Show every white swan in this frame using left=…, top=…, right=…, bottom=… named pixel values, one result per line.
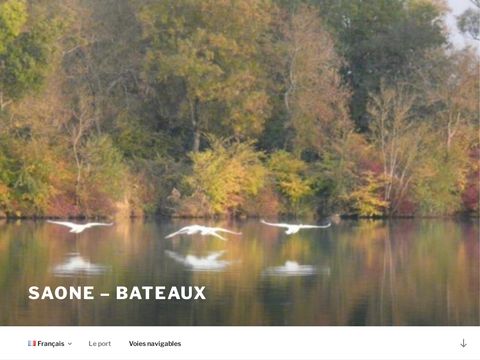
left=261, top=220, right=331, bottom=234
left=165, top=225, right=241, bottom=240
left=47, top=220, right=113, bottom=233
left=165, top=250, right=231, bottom=271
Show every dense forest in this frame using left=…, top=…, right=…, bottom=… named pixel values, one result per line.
left=0, top=0, right=478, bottom=219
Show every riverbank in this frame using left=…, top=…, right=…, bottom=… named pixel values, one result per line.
left=0, top=212, right=477, bottom=221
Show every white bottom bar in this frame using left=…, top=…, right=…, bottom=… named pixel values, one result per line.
left=0, top=326, right=478, bottom=360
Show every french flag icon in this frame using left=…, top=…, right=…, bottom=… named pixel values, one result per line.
left=28, top=340, right=36, bottom=346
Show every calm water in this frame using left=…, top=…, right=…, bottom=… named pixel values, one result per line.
left=0, top=219, right=478, bottom=326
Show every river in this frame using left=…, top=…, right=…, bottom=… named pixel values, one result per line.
left=0, top=219, right=478, bottom=325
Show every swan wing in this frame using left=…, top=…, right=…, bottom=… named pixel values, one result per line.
left=85, top=222, right=113, bottom=228
left=165, top=226, right=191, bottom=239
left=47, top=220, right=77, bottom=229
left=299, top=222, right=331, bottom=229
left=209, top=231, right=227, bottom=241
left=212, top=227, right=242, bottom=235
left=261, top=220, right=290, bottom=228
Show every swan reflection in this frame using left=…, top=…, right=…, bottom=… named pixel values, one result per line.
left=53, top=253, right=109, bottom=276
left=263, top=261, right=328, bottom=276
left=165, top=250, right=232, bottom=271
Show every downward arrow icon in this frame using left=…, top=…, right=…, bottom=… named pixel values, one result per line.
left=461, top=339, right=467, bottom=348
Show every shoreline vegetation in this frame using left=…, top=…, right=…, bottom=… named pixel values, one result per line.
left=0, top=213, right=477, bottom=221
left=0, top=1, right=478, bottom=221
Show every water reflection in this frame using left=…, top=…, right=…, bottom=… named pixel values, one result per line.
left=0, top=219, right=478, bottom=325
left=263, top=261, right=321, bottom=276
left=53, top=253, right=109, bottom=277
left=165, top=250, right=232, bottom=271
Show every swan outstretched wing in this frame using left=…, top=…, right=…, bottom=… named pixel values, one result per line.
left=212, top=227, right=242, bottom=235
left=209, top=231, right=227, bottom=241
left=165, top=226, right=191, bottom=239
left=261, top=220, right=290, bottom=228
left=299, top=222, right=331, bottom=229
left=47, top=220, right=77, bottom=229
left=85, top=222, right=113, bottom=228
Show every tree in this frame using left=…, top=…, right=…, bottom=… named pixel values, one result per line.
left=422, top=49, right=479, bottom=154
left=268, top=150, right=313, bottom=214
left=63, top=100, right=95, bottom=207
left=184, top=136, right=266, bottom=216
left=348, top=171, right=388, bottom=216
left=0, top=0, right=55, bottom=110
left=317, top=0, right=447, bottom=129
left=368, top=84, right=427, bottom=214
left=412, top=130, right=470, bottom=215
left=457, top=0, right=480, bottom=40
left=279, top=4, right=351, bottom=156
left=140, top=0, right=272, bottom=152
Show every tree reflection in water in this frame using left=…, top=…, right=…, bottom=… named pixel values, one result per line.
left=0, top=219, right=477, bottom=325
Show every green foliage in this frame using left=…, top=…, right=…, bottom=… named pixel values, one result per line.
left=0, top=0, right=57, bottom=107
left=113, top=113, right=172, bottom=160
left=310, top=132, right=376, bottom=215
left=140, top=0, right=272, bottom=150
left=0, top=0, right=474, bottom=219
left=318, top=0, right=447, bottom=129
left=457, top=1, right=480, bottom=40
left=0, top=0, right=27, bottom=51
left=0, top=134, right=56, bottom=215
left=79, top=135, right=127, bottom=210
left=412, top=130, right=471, bottom=215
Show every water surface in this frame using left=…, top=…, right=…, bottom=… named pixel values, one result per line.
left=0, top=219, right=478, bottom=325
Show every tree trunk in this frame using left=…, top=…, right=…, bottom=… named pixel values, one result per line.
left=0, top=91, right=12, bottom=111
left=73, top=138, right=82, bottom=207
left=190, top=98, right=201, bottom=152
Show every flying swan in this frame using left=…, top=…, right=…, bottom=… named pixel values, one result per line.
left=47, top=220, right=113, bottom=233
left=260, top=220, right=331, bottom=234
left=165, top=225, right=242, bottom=241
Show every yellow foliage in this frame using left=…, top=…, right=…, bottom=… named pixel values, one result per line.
left=268, top=151, right=313, bottom=211
left=186, top=137, right=266, bottom=215
left=348, top=171, right=388, bottom=216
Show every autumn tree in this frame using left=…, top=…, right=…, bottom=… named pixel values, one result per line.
left=183, top=136, right=266, bottom=216
left=139, top=0, right=272, bottom=152
left=457, top=0, right=480, bottom=40
left=412, top=49, right=480, bottom=214
left=318, top=0, right=447, bottom=129
left=279, top=4, right=351, bottom=157
left=268, top=150, right=313, bottom=214
left=0, top=0, right=56, bottom=110
left=422, top=49, right=479, bottom=154
left=368, top=84, right=427, bottom=215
